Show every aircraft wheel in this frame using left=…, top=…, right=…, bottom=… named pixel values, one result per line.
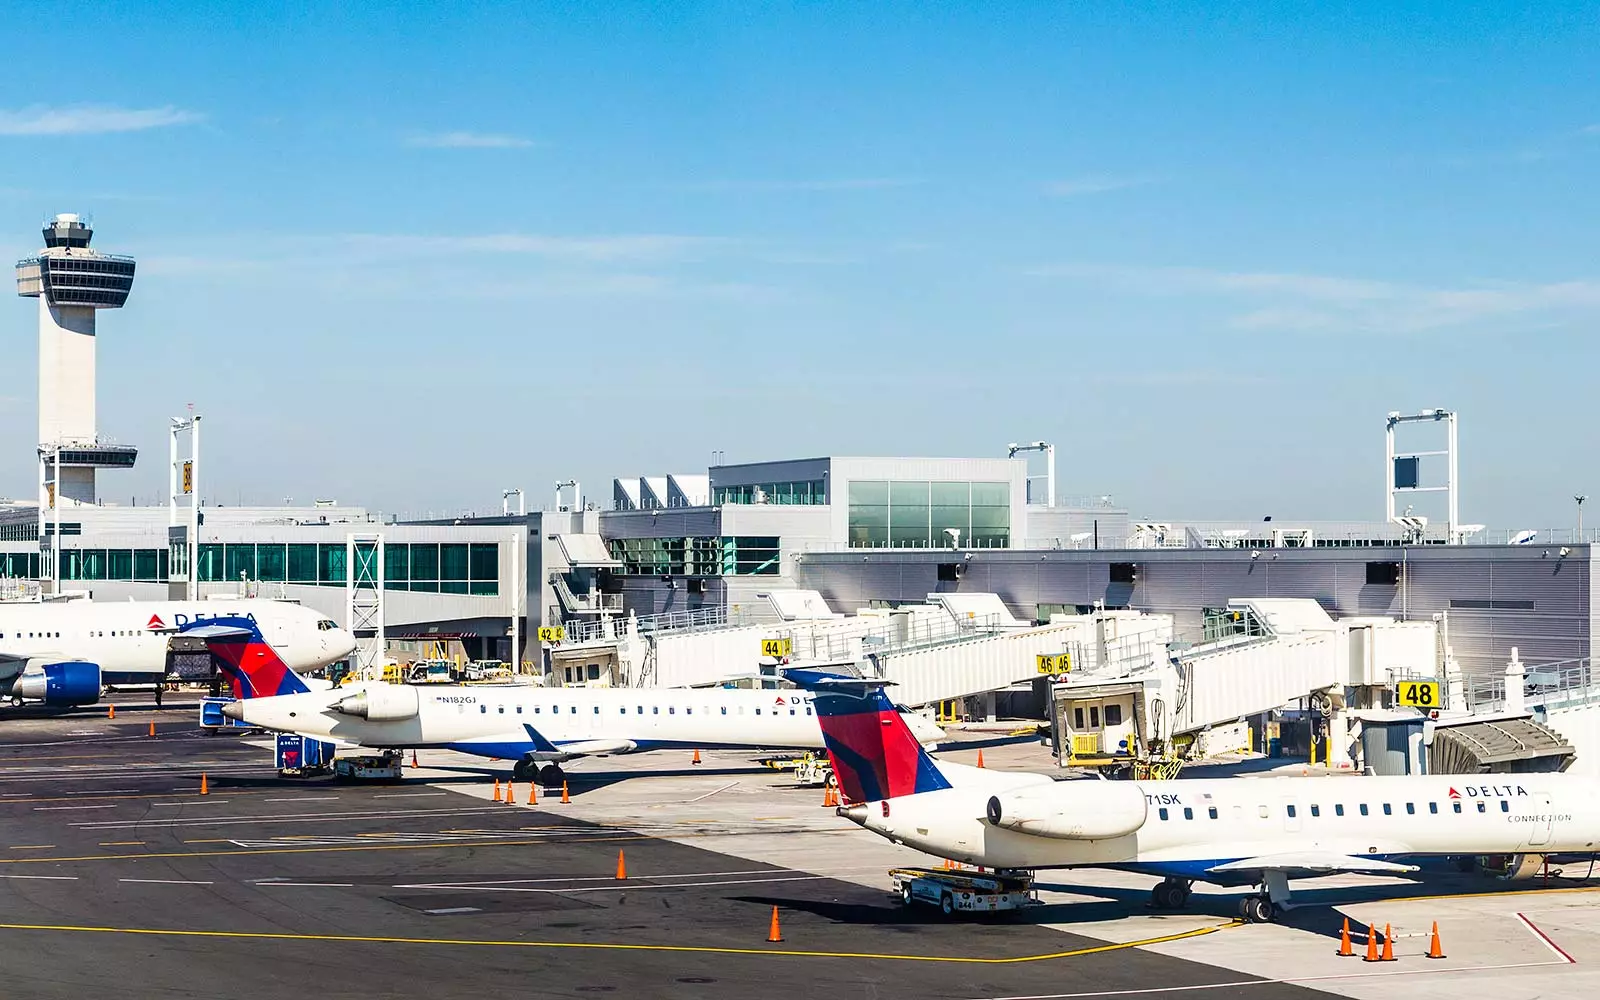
left=1240, top=896, right=1274, bottom=923
left=940, top=892, right=955, bottom=917
left=1151, top=882, right=1172, bottom=909
left=901, top=883, right=914, bottom=907
left=512, top=758, right=537, bottom=781
left=10, top=696, right=21, bottom=708
left=1169, top=882, right=1192, bottom=908
left=538, top=763, right=565, bottom=788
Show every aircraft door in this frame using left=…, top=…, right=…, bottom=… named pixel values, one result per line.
left=1526, top=794, right=1552, bottom=848
left=268, top=615, right=292, bottom=649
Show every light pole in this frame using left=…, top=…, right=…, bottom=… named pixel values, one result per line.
left=1577, top=495, right=1588, bottom=540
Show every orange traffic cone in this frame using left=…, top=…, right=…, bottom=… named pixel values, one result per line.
left=527, top=782, right=538, bottom=805
left=1380, top=923, right=1396, bottom=962
left=561, top=781, right=571, bottom=804
left=616, top=850, right=627, bottom=880
left=766, top=906, right=783, bottom=942
left=493, top=778, right=502, bottom=802
left=976, top=749, right=985, bottom=768
left=410, top=750, right=419, bottom=769
left=1336, top=917, right=1353, bottom=957
left=148, top=721, right=156, bottom=738
left=199, top=772, right=208, bottom=796
left=1426, top=921, right=1445, bottom=960
left=108, top=704, right=115, bottom=719
left=1362, top=923, right=1380, bottom=962
left=504, top=782, right=516, bottom=805
left=691, top=749, right=702, bottom=765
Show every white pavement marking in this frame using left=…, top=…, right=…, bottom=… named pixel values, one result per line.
left=0, top=874, right=78, bottom=880
left=66, top=789, right=139, bottom=794
left=33, top=805, right=118, bottom=811
left=1516, top=912, right=1578, bottom=963
left=150, top=801, right=225, bottom=807
left=398, top=874, right=831, bottom=894
left=254, top=882, right=356, bottom=888
left=118, top=879, right=215, bottom=886
left=73, top=806, right=513, bottom=830
left=374, top=793, right=448, bottom=798
left=423, top=907, right=481, bottom=915
left=394, top=866, right=808, bottom=888
left=686, top=781, right=740, bottom=803
left=262, top=797, right=340, bottom=803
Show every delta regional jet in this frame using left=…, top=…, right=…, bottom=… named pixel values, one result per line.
left=0, top=601, right=356, bottom=708
left=205, top=622, right=945, bottom=787
left=792, top=669, right=1600, bottom=923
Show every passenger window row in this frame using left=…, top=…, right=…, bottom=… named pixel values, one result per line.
left=1156, top=799, right=1510, bottom=821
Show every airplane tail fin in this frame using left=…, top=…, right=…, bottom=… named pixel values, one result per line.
left=785, top=668, right=951, bottom=804
left=182, top=617, right=311, bottom=699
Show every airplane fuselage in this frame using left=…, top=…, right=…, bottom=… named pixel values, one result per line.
left=859, top=769, right=1600, bottom=878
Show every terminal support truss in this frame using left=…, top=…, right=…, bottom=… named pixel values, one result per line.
left=168, top=413, right=200, bottom=600
left=346, top=533, right=385, bottom=679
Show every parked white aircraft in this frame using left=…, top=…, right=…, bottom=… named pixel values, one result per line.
left=0, top=601, right=355, bottom=707
left=211, top=633, right=943, bottom=786
left=790, top=668, right=1600, bottom=923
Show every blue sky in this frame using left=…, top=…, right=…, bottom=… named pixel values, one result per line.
left=1, top=3, right=1596, bottom=529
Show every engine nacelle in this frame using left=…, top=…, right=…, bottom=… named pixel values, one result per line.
left=332, top=685, right=420, bottom=721
left=986, top=780, right=1148, bottom=840
left=13, top=661, right=102, bottom=706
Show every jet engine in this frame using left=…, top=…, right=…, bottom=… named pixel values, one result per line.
left=985, top=781, right=1148, bottom=840
left=12, top=661, right=102, bottom=706
left=331, top=685, right=420, bottom=721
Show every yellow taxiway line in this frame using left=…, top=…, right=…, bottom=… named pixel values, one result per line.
left=0, top=919, right=1238, bottom=964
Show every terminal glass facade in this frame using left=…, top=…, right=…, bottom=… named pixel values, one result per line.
left=58, top=548, right=170, bottom=582
left=713, top=479, right=826, bottom=505
left=848, top=480, right=1010, bottom=548
left=2, top=553, right=42, bottom=578
left=181, top=542, right=498, bottom=594
left=608, top=536, right=781, bottom=576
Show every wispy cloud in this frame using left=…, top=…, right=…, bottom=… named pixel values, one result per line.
left=1581, top=124, right=1600, bottom=136
left=671, top=177, right=922, bottom=193
left=1043, top=175, right=1154, bottom=197
left=403, top=130, right=535, bottom=149
left=1030, top=263, right=1600, bottom=334
left=0, top=105, right=201, bottom=136
left=339, top=232, right=727, bottom=263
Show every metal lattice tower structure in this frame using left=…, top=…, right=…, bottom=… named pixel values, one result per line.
left=17, top=214, right=138, bottom=507
left=346, top=534, right=386, bottom=678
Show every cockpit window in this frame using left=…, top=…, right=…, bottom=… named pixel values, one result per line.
left=317, top=620, right=339, bottom=631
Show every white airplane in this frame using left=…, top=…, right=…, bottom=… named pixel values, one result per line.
left=210, top=633, right=944, bottom=787
left=0, top=601, right=356, bottom=708
left=790, top=669, right=1600, bottom=923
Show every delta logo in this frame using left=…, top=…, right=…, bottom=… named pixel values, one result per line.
left=1448, top=787, right=1461, bottom=800
left=146, top=614, right=166, bottom=630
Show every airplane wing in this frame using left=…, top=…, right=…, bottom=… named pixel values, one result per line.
left=519, top=724, right=635, bottom=760
left=178, top=624, right=255, bottom=640
left=1206, top=852, right=1420, bottom=878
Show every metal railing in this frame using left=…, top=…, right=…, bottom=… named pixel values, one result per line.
left=784, top=611, right=1012, bottom=662
left=559, top=604, right=754, bottom=646
left=1468, top=657, right=1598, bottom=714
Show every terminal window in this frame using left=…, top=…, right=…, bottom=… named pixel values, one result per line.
left=847, top=480, right=1010, bottom=549
left=191, top=542, right=500, bottom=595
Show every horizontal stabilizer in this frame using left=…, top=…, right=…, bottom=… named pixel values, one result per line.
left=782, top=668, right=896, bottom=694
left=1207, top=852, right=1419, bottom=877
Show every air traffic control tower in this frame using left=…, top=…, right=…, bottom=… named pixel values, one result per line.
left=15, top=214, right=138, bottom=505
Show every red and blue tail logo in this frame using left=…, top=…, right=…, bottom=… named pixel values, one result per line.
left=180, top=617, right=310, bottom=699
left=786, top=669, right=951, bottom=804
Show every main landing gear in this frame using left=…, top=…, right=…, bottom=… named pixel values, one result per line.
left=1150, top=877, right=1192, bottom=910
left=512, top=757, right=566, bottom=787
left=1237, top=870, right=1292, bottom=923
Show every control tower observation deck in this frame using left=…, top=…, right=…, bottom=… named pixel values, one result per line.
left=15, top=214, right=138, bottom=505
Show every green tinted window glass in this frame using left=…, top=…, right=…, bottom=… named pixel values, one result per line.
left=133, top=549, right=158, bottom=581
left=256, top=544, right=286, bottom=582
left=158, top=549, right=169, bottom=580
left=440, top=580, right=469, bottom=594
left=410, top=544, right=439, bottom=582
left=287, top=544, right=317, bottom=582
left=848, top=480, right=889, bottom=505
left=889, top=481, right=931, bottom=547
left=197, top=544, right=224, bottom=582
left=107, top=549, right=133, bottom=580
left=440, top=544, right=469, bottom=581
left=469, top=580, right=498, bottom=595
left=971, top=482, right=1009, bottom=507
left=386, top=544, right=409, bottom=589
left=469, top=544, right=497, bottom=580
left=317, top=544, right=346, bottom=584
left=225, top=544, right=256, bottom=582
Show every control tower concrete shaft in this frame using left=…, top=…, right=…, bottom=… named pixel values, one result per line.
left=15, top=214, right=138, bottom=504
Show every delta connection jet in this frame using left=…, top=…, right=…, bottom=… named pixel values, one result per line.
left=0, top=601, right=355, bottom=708
left=207, top=625, right=945, bottom=787
left=791, top=669, right=1600, bottom=923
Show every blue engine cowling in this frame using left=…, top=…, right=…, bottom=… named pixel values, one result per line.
left=14, top=662, right=102, bottom=706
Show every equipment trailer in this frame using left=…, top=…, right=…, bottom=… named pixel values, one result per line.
left=888, top=866, right=1038, bottom=917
